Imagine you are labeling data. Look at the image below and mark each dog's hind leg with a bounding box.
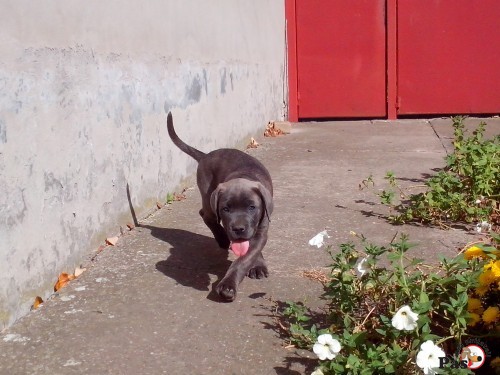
[199,209,230,249]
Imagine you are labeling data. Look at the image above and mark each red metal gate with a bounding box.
[397,0,500,115]
[292,0,386,119]
[286,0,500,120]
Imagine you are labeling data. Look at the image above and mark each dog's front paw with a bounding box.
[216,280,237,302]
[247,265,269,279]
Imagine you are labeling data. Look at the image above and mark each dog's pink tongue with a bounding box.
[230,241,250,257]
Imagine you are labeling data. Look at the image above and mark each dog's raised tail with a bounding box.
[167,112,205,162]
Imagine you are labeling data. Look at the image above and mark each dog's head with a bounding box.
[210,178,273,244]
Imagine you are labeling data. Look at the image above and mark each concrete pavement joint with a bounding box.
[428,120,450,155]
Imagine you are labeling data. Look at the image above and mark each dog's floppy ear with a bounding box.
[210,183,224,222]
[253,183,273,223]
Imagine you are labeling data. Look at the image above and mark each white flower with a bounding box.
[313,334,341,360]
[416,340,446,375]
[476,221,492,233]
[309,230,330,248]
[355,257,371,277]
[391,305,419,331]
[311,369,324,375]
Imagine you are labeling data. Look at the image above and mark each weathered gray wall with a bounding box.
[0,0,285,328]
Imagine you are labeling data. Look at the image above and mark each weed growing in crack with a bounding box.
[361,117,499,230]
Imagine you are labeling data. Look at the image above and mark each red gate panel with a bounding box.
[295,0,386,119]
[398,1,500,115]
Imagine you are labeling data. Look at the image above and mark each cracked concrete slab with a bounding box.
[429,116,500,154]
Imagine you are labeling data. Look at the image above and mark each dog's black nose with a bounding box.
[231,226,245,234]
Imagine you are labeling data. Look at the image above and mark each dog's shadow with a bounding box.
[127,184,231,301]
[153,227,232,300]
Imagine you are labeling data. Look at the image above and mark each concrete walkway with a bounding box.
[1,118,497,375]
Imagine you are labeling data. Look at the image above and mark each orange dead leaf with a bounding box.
[246,137,259,149]
[32,296,43,310]
[156,201,164,209]
[54,272,75,292]
[126,223,135,230]
[106,236,119,246]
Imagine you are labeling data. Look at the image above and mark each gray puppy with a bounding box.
[167,112,273,301]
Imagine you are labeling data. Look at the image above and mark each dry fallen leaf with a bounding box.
[32,296,43,310]
[301,268,331,285]
[74,266,86,278]
[106,236,119,246]
[173,192,186,201]
[156,201,164,209]
[246,137,259,149]
[126,223,135,230]
[264,122,285,137]
[54,273,75,292]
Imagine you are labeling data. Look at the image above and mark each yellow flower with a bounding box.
[478,269,496,286]
[482,306,499,324]
[488,260,500,279]
[464,246,486,260]
[491,357,500,368]
[467,298,483,312]
[468,312,481,327]
[475,285,490,296]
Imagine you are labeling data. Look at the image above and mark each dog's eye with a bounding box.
[248,205,256,211]
[222,207,230,212]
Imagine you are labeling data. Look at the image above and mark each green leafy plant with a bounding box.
[365,117,499,228]
[279,234,500,374]
[166,192,175,204]
[282,301,327,348]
